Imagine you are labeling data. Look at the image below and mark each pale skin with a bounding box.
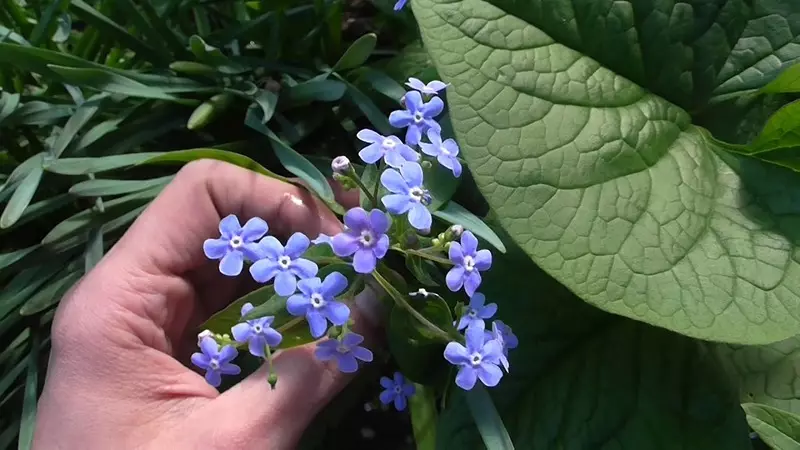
[33,160,375,449]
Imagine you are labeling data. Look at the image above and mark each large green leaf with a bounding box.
[744,403,800,450]
[415,0,800,344]
[435,240,751,449]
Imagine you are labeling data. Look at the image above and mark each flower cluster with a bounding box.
[193,77,517,409]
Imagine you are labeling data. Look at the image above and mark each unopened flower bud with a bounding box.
[449,224,464,238]
[197,329,213,346]
[421,160,433,169]
[331,155,352,174]
[268,373,278,390]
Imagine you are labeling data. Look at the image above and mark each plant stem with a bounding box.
[350,170,377,208]
[392,246,454,266]
[371,161,383,208]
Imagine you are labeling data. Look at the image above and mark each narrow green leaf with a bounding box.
[359,163,380,209]
[464,386,515,450]
[409,384,437,450]
[1,166,43,229]
[69,176,174,197]
[51,13,71,43]
[19,271,82,316]
[112,0,173,63]
[70,0,161,64]
[253,89,278,123]
[0,265,58,319]
[50,94,107,158]
[357,67,406,102]
[0,91,21,124]
[744,403,800,450]
[1,153,44,194]
[341,79,392,135]
[0,25,30,46]
[0,360,25,400]
[0,194,71,234]
[424,160,459,211]
[74,118,122,151]
[85,227,104,272]
[188,35,247,74]
[18,325,40,450]
[47,65,179,100]
[433,202,506,253]
[0,246,38,272]
[45,152,164,175]
[283,80,346,107]
[4,101,74,126]
[333,33,377,71]
[138,149,288,182]
[30,0,67,47]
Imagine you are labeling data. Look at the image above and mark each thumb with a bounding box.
[207,284,386,449]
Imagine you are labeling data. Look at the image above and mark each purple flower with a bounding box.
[315,332,373,373]
[389,91,443,145]
[250,232,318,296]
[203,215,268,276]
[380,162,432,230]
[286,272,351,338]
[379,372,416,411]
[312,233,333,247]
[191,336,241,387]
[231,302,283,357]
[405,77,448,96]
[456,293,497,331]
[356,129,419,168]
[420,129,462,177]
[444,327,503,390]
[393,0,407,10]
[485,320,518,372]
[446,231,492,296]
[332,208,391,274]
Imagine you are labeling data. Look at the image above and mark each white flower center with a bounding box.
[394,386,403,394]
[311,293,326,308]
[468,309,477,318]
[230,236,243,248]
[470,353,482,366]
[278,255,291,269]
[409,187,426,202]
[336,344,350,354]
[463,255,475,271]
[209,359,220,370]
[414,112,424,123]
[360,230,375,247]
[253,324,263,334]
[382,138,396,149]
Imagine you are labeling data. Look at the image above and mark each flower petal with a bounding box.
[438,154,462,177]
[455,366,478,390]
[241,217,269,242]
[332,233,361,257]
[284,232,310,258]
[449,242,464,264]
[461,231,478,255]
[219,250,244,276]
[397,143,420,163]
[402,383,416,396]
[336,353,359,373]
[259,236,284,259]
[479,302,498,319]
[321,271,349,297]
[351,345,373,362]
[359,143,384,165]
[199,336,219,357]
[443,342,469,365]
[422,96,444,118]
[353,248,377,274]
[477,364,503,387]
[389,110,413,128]
[241,302,254,317]
[205,369,222,387]
[443,138,460,155]
[426,128,443,147]
[342,332,365,347]
[220,362,241,376]
[380,168,410,194]
[286,294,311,316]
[499,355,510,372]
[469,293,486,309]
[191,353,210,370]
[381,377,395,389]
[249,259,280,283]
[315,340,338,360]
[408,203,432,230]
[312,233,333,247]
[290,258,318,279]
[218,214,241,238]
[241,242,263,261]
[446,266,465,292]
[384,149,407,168]
[380,389,396,405]
[356,128,383,144]
[307,310,328,338]
[393,372,405,385]
[368,209,391,234]
[381,194,413,215]
[231,323,253,343]
[464,271,482,297]
[203,238,229,260]
[465,327,486,354]
[456,315,471,331]
[324,301,351,325]
[394,395,408,411]
[297,277,321,296]
[406,77,426,91]
[406,124,422,146]
[373,235,390,259]
[264,328,283,347]
[427,80,448,92]
[400,161,424,187]
[404,91,424,112]
[344,207,370,230]
[248,336,267,357]
[218,345,238,364]
[474,249,492,271]
[274,271,298,296]
[419,141,438,157]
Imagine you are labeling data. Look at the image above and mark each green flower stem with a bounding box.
[371,161,383,209]
[350,169,378,208]
[371,268,460,343]
[391,246,454,266]
[264,343,277,390]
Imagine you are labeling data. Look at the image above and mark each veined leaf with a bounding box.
[763,64,800,94]
[744,403,800,450]
[415,0,800,344]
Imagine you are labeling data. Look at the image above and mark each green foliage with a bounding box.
[744,403,800,450]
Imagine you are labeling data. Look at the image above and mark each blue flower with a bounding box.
[420,129,462,177]
[446,231,492,296]
[380,162,432,230]
[393,0,408,10]
[456,293,497,331]
[231,302,283,357]
[485,320,518,372]
[203,215,268,276]
[356,129,419,168]
[286,272,351,338]
[191,336,241,387]
[443,327,503,390]
[315,332,373,373]
[332,208,391,274]
[312,233,333,247]
[250,232,318,296]
[389,91,443,145]
[379,372,416,411]
[405,77,448,96]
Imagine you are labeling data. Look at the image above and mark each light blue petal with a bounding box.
[259,236,284,259]
[400,161,424,187]
[477,364,503,387]
[249,259,280,283]
[218,214,241,239]
[359,143,384,165]
[419,141,439,157]
[422,96,444,118]
[284,232,310,259]
[380,168,410,194]
[241,217,269,242]
[332,232,361,257]
[446,265,465,292]
[380,389,396,405]
[321,271,349,297]
[408,203,432,230]
[356,128,383,144]
[455,366,478,390]
[384,149,407,168]
[203,238,229,260]
[324,301,351,326]
[336,353,359,373]
[382,193,414,217]
[240,302,254,317]
[205,369,222,387]
[406,78,426,91]
[443,342,469,365]
[219,250,244,276]
[286,294,311,316]
[353,248,377,274]
[405,124,422,146]
[274,271,298,296]
[461,231,478,255]
[404,91,424,112]
[389,110,414,128]
[231,323,252,343]
[394,395,407,411]
[307,310,328,338]
[290,258,319,279]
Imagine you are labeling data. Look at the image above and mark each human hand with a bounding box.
[33,160,378,450]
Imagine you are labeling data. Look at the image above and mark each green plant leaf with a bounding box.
[4,101,73,126]
[341,78,393,135]
[30,0,68,47]
[50,94,107,158]
[1,165,43,229]
[0,246,38,272]
[409,383,437,450]
[139,148,288,182]
[433,202,505,253]
[465,386,514,450]
[45,152,164,175]
[744,403,800,450]
[283,79,346,107]
[47,65,179,101]
[51,13,71,43]
[424,158,459,211]
[435,239,751,449]
[17,325,40,450]
[751,100,800,152]
[69,176,175,197]
[0,91,21,125]
[415,0,800,344]
[333,33,377,72]
[19,271,82,316]
[763,63,800,94]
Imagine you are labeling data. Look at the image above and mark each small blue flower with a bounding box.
[405,77,448,96]
[444,327,504,390]
[203,215,268,276]
[315,332,373,373]
[379,372,416,411]
[191,336,241,387]
[380,162,432,230]
[420,129,462,177]
[485,320,518,372]
[356,129,419,168]
[312,233,333,248]
[250,232,318,296]
[456,293,497,331]
[286,272,351,338]
[389,91,443,145]
[393,0,408,10]
[332,208,391,274]
[446,231,492,296]
[231,302,283,357]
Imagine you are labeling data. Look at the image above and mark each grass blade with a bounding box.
[29,0,67,47]
[45,152,164,175]
[17,325,40,450]
[69,176,175,197]
[433,202,507,253]
[333,33,377,71]
[47,65,179,101]
[409,384,437,450]
[464,386,515,450]
[1,166,44,229]
[112,0,173,63]
[50,94,107,158]
[19,271,82,316]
